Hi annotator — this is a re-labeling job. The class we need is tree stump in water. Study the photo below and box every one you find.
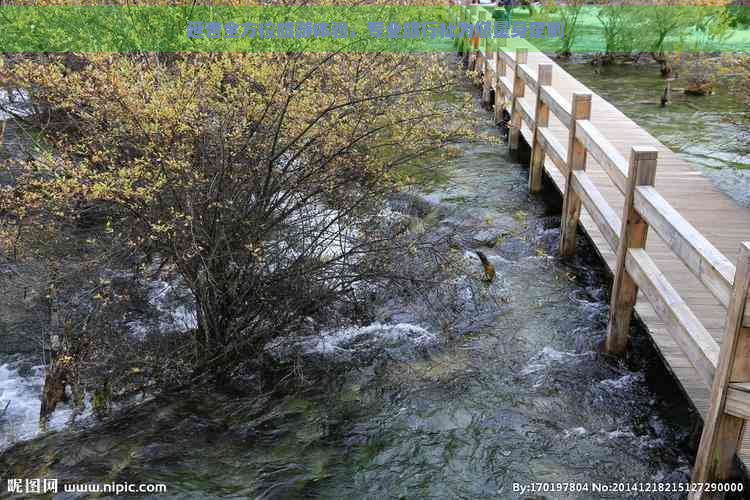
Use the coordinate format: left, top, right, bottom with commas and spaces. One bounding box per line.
661, 80, 672, 108
39, 322, 86, 430
39, 357, 72, 431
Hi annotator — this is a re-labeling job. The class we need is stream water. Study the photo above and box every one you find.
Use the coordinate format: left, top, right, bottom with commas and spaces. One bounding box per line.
0, 68, 711, 499
560, 61, 750, 208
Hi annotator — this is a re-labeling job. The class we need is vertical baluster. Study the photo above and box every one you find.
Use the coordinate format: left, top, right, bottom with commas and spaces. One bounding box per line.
528, 64, 552, 193
461, 4, 470, 66
558, 92, 592, 257
494, 51, 505, 124
508, 48, 527, 152
495, 47, 508, 123
480, 9, 492, 105
604, 146, 658, 353
691, 242, 750, 494
468, 5, 478, 70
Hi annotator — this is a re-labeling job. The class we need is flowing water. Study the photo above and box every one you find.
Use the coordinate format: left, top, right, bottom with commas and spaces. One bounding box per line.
560, 61, 750, 207
0, 358, 94, 452
0, 71, 709, 499
0, 89, 32, 164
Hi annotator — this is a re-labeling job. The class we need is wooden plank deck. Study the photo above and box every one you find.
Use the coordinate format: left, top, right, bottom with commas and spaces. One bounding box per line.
485, 49, 750, 471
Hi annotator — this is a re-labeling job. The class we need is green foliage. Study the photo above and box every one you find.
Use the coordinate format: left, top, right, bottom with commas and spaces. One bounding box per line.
0, 4, 747, 53
524, 4, 746, 54
0, 5, 453, 53
728, 3, 750, 27
540, 1, 586, 56
595, 4, 643, 54
0, 52, 472, 384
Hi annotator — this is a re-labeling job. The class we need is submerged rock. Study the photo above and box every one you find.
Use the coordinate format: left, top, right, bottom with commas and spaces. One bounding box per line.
471, 229, 504, 247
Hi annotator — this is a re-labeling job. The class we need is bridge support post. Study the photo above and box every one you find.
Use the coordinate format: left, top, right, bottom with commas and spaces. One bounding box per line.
604, 147, 658, 354
481, 11, 493, 106
528, 64, 552, 193
454, 6, 462, 56
558, 92, 592, 257
460, 6, 471, 68
690, 242, 750, 497
464, 9, 472, 68
493, 51, 504, 123
468, 8, 478, 71
508, 48, 528, 152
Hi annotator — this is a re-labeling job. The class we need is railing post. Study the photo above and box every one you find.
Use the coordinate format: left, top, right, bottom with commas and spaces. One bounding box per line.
482, 7, 488, 62
558, 92, 592, 257
508, 48, 528, 152
454, 5, 462, 54
494, 51, 504, 123
497, 46, 507, 75
604, 146, 658, 353
480, 11, 492, 106
528, 64, 552, 193
461, 6, 470, 67
464, 7, 474, 68
468, 7, 478, 70
482, 60, 492, 106
473, 21, 481, 71
691, 242, 750, 495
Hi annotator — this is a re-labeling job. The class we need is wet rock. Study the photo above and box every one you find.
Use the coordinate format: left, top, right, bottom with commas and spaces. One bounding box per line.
174, 415, 212, 434
344, 433, 368, 447
497, 236, 535, 260
387, 192, 436, 219
223, 422, 260, 442
658, 467, 691, 485
471, 229, 503, 247
375, 299, 419, 325
134, 442, 173, 461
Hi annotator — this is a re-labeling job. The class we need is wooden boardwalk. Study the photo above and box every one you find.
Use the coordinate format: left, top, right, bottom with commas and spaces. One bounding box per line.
457, 5, 750, 490
502, 48, 750, 414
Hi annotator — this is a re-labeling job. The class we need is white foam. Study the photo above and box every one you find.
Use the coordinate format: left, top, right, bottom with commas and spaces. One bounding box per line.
0, 89, 32, 121
600, 373, 643, 391
306, 322, 438, 356
0, 362, 90, 450
604, 429, 635, 440
269, 322, 439, 362
127, 278, 197, 337
520, 346, 588, 376
563, 426, 588, 438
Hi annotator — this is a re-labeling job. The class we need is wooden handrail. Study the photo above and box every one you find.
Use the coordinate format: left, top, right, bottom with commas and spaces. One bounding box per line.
634, 186, 740, 317
498, 49, 514, 68
571, 170, 621, 252
536, 127, 567, 175
726, 382, 750, 420
517, 64, 539, 93
498, 75, 513, 98
574, 120, 629, 194
539, 86, 572, 128
625, 248, 720, 387
517, 97, 535, 129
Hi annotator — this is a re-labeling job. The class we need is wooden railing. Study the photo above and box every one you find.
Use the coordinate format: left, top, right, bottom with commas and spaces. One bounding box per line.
454, 3, 750, 494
